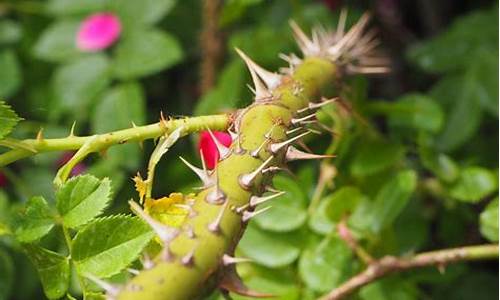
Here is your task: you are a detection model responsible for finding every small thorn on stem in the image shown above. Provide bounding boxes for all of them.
[242,206,272,222]
[127,268,140,275]
[268,130,311,154]
[207,200,228,234]
[129,200,180,244]
[179,156,213,187]
[181,248,196,267]
[222,254,253,266]
[205,169,226,205]
[206,128,231,159]
[238,156,273,190]
[291,113,316,126]
[285,146,335,161]
[250,191,285,207]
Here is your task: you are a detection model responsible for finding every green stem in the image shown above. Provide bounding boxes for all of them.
[0,114,230,167]
[62,226,88,298]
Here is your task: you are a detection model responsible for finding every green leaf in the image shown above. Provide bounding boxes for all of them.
[360,277,418,300]
[0,248,13,300]
[15,196,55,243]
[47,0,107,15]
[384,94,444,133]
[350,139,405,177]
[91,82,145,170]
[480,198,498,242]
[32,20,81,63]
[350,170,417,234]
[72,215,154,278]
[52,54,110,117]
[0,100,21,139]
[238,223,300,268]
[0,20,22,44]
[56,175,112,229]
[450,167,498,203]
[407,8,498,73]
[112,29,183,79]
[0,50,21,99]
[430,74,482,152]
[111,0,177,29]
[308,198,335,235]
[418,142,460,183]
[325,186,365,223]
[23,244,70,300]
[254,175,307,232]
[298,235,353,292]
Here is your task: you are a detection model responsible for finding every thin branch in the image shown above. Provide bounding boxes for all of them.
[0,114,231,167]
[200,0,223,93]
[319,244,499,300]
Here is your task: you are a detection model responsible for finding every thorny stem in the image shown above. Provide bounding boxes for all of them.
[0,114,231,167]
[319,244,499,300]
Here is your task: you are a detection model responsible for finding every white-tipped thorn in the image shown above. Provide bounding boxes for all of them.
[250,139,268,158]
[85,273,121,297]
[185,225,196,239]
[207,200,228,234]
[69,121,77,137]
[129,200,180,244]
[291,113,316,126]
[297,98,338,113]
[265,185,281,193]
[285,146,335,161]
[286,127,304,135]
[268,130,311,154]
[181,248,196,266]
[205,169,226,205]
[179,156,213,187]
[206,128,231,160]
[238,156,273,189]
[222,254,253,266]
[249,191,285,207]
[262,166,285,174]
[235,203,249,214]
[235,48,274,101]
[235,48,282,90]
[127,268,140,275]
[242,206,272,222]
[289,20,317,56]
[141,254,155,270]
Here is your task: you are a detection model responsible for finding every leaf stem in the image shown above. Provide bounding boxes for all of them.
[0,114,231,167]
[319,244,499,300]
[62,226,88,298]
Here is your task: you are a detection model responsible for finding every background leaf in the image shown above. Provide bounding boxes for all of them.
[479,197,498,242]
[22,244,70,300]
[72,215,154,278]
[449,167,498,203]
[0,101,21,139]
[32,20,81,63]
[0,49,22,98]
[56,175,112,229]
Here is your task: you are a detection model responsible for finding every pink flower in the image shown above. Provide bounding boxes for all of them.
[198,131,232,169]
[76,12,122,52]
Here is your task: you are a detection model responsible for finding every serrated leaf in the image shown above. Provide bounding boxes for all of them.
[238,223,300,268]
[32,20,81,63]
[0,49,22,98]
[450,167,498,203]
[56,175,112,229]
[72,215,154,278]
[298,235,353,292]
[15,196,55,243]
[23,244,70,300]
[52,54,110,118]
[350,139,405,177]
[112,29,183,79]
[254,175,307,232]
[479,197,498,242]
[0,101,21,139]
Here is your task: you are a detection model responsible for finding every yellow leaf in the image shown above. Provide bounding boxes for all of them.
[132,173,147,203]
[144,193,194,227]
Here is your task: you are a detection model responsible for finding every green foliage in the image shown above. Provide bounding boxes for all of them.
[14,196,55,242]
[480,198,499,242]
[72,215,154,278]
[0,248,13,300]
[56,175,112,229]
[0,101,21,139]
[23,244,70,300]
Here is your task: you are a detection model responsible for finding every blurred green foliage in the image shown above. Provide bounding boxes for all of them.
[0,0,498,300]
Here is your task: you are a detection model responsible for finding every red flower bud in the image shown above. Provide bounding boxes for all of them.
[198,131,232,169]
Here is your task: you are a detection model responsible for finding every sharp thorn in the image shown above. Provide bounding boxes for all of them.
[69,121,77,137]
[141,254,155,270]
[235,48,274,100]
[222,254,253,266]
[250,139,268,158]
[261,166,285,174]
[36,128,44,141]
[234,48,282,89]
[285,146,336,161]
[184,225,196,239]
[265,185,281,193]
[207,200,228,234]
[129,200,180,244]
[291,113,316,125]
[179,156,213,187]
[250,191,285,207]
[181,248,196,267]
[297,97,337,113]
[206,128,231,159]
[205,168,226,205]
[127,268,140,275]
[160,246,175,262]
[286,127,303,135]
[268,130,311,154]
[235,203,249,214]
[242,206,272,222]
[238,156,273,189]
